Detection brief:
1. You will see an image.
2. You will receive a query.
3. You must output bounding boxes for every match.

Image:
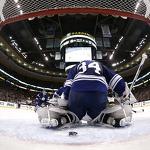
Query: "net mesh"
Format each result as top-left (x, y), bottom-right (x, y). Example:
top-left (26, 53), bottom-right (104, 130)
top-left (0, 0), bottom-right (150, 24)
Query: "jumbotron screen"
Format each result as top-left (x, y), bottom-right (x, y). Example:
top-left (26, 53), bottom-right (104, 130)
top-left (65, 47), bottom-right (92, 62)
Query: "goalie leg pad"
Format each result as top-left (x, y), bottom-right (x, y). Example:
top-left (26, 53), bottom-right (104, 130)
top-left (48, 107), bottom-right (80, 127)
top-left (109, 104), bottom-right (132, 119)
top-left (36, 106), bottom-right (62, 128)
top-left (38, 106), bottom-right (80, 128)
top-left (91, 104), bottom-right (132, 127)
top-left (36, 107), bottom-right (49, 122)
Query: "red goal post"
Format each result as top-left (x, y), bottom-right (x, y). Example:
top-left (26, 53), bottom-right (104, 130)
top-left (0, 0), bottom-right (150, 26)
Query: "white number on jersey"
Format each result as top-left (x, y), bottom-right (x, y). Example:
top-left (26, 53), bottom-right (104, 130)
top-left (78, 62), bottom-right (87, 73)
top-left (88, 62), bottom-right (101, 74)
top-left (78, 62), bottom-right (101, 74)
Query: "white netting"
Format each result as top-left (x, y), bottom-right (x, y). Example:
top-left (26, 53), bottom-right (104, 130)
top-left (0, 0), bottom-right (150, 24)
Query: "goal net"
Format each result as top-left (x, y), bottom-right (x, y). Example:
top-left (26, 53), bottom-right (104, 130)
top-left (0, 0), bottom-right (150, 25)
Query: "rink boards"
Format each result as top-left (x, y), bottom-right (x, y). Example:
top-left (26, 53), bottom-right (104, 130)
top-left (0, 99), bottom-right (150, 110)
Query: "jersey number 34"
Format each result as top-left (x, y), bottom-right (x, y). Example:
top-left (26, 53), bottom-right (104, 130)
top-left (78, 62), bottom-right (101, 74)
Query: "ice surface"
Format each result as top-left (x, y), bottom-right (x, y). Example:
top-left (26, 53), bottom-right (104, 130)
top-left (0, 107), bottom-right (150, 146)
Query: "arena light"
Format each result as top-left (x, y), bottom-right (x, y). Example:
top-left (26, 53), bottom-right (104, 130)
top-left (22, 53), bottom-right (27, 59)
top-left (0, 76), bottom-right (5, 80)
top-left (5, 48), bottom-right (10, 52)
top-left (109, 51), bottom-right (114, 60)
top-left (39, 63), bottom-right (44, 67)
top-left (46, 71), bottom-right (50, 74)
top-left (32, 61), bottom-right (44, 67)
top-left (14, 0), bottom-right (19, 3)
top-left (30, 89), bottom-right (37, 92)
top-left (17, 59), bottom-right (22, 64)
top-left (118, 36), bottom-right (123, 42)
top-left (11, 54), bottom-right (15, 57)
top-left (134, 0), bottom-right (142, 13)
top-left (28, 65), bottom-right (32, 69)
top-left (9, 37), bottom-right (27, 59)
top-left (17, 4), bottom-right (20, 9)
top-left (34, 67), bottom-right (38, 71)
top-left (115, 44), bottom-right (119, 50)
top-left (109, 54), bottom-right (113, 60)
top-left (20, 10), bottom-right (23, 15)
top-left (39, 45), bottom-right (42, 50)
top-left (23, 63), bottom-right (27, 66)
top-left (44, 56), bottom-right (49, 61)
top-left (34, 37), bottom-right (39, 45)
top-left (112, 63), bottom-right (117, 67)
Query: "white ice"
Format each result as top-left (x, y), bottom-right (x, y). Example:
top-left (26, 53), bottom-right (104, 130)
top-left (0, 107), bottom-right (150, 150)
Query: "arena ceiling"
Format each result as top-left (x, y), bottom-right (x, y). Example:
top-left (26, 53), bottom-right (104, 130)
top-left (0, 8), bottom-right (150, 89)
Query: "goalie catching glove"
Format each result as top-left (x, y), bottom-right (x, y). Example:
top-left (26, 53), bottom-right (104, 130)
top-left (115, 82), bottom-right (137, 105)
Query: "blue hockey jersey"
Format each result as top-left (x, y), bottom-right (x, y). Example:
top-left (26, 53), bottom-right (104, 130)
top-left (63, 60), bottom-right (125, 99)
top-left (35, 92), bottom-right (49, 107)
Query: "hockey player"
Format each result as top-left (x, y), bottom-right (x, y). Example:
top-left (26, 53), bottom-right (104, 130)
top-left (60, 60), bottom-right (132, 127)
top-left (37, 60), bottom-right (132, 128)
top-left (35, 90), bottom-right (49, 109)
top-left (34, 90), bottom-right (51, 123)
top-left (36, 31), bottom-right (133, 128)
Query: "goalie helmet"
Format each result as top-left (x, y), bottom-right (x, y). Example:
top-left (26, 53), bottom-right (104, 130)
top-left (60, 32), bottom-right (97, 51)
top-left (60, 32), bottom-right (97, 72)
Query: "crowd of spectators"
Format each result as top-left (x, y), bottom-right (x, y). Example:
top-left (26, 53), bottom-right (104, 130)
top-left (0, 80), bottom-right (150, 105)
top-left (133, 86), bottom-right (150, 102)
top-left (0, 81), bottom-right (36, 105)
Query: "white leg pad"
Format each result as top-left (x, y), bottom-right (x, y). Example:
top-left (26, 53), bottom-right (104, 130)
top-left (109, 104), bottom-right (132, 119)
top-left (36, 106), bottom-right (62, 127)
top-left (98, 104), bottom-right (132, 127)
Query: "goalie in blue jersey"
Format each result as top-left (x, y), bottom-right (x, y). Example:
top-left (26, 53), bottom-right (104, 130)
top-left (36, 32), bottom-right (133, 128)
top-left (64, 60), bottom-right (122, 117)
top-left (60, 60), bottom-right (132, 127)
top-left (36, 60), bottom-right (132, 128)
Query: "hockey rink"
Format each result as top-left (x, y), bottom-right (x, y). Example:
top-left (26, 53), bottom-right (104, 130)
top-left (0, 107), bottom-right (150, 150)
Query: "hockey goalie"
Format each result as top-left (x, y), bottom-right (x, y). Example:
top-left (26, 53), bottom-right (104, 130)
top-left (35, 60), bottom-right (135, 128)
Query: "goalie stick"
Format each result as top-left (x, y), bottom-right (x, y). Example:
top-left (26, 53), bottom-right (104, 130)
top-left (126, 53), bottom-right (147, 114)
top-left (117, 53), bottom-right (147, 120)
top-left (127, 53), bottom-right (148, 101)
